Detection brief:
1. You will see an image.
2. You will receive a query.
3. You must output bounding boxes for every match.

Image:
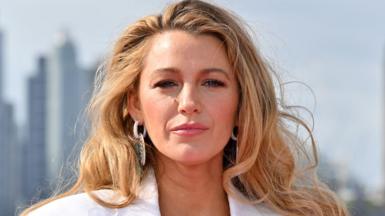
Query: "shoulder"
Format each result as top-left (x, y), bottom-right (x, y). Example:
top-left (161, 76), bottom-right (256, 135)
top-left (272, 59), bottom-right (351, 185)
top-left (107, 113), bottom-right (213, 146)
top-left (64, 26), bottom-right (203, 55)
top-left (29, 170), bottom-right (160, 216)
top-left (228, 195), bottom-right (280, 216)
top-left (28, 190), bottom-right (118, 216)
top-left (254, 204), bottom-right (280, 216)
top-left (28, 188), bottom-right (160, 216)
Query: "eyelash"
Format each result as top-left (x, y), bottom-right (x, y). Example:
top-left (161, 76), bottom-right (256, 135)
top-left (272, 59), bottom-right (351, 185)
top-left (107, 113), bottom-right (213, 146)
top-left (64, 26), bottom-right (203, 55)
top-left (153, 80), bottom-right (177, 88)
top-left (202, 79), bottom-right (225, 87)
top-left (153, 79), bottom-right (225, 89)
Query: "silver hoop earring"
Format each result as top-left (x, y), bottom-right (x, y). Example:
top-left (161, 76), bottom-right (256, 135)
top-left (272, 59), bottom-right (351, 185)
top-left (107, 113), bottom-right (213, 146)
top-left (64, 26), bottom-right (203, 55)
top-left (134, 120), bottom-right (147, 138)
top-left (133, 121), bottom-right (146, 166)
top-left (231, 130), bottom-right (238, 141)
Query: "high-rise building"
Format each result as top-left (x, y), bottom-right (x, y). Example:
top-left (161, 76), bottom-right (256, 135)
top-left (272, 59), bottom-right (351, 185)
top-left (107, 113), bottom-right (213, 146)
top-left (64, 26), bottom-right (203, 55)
top-left (76, 60), bottom-right (99, 133)
top-left (381, 45), bottom-right (385, 204)
top-left (0, 104), bottom-right (17, 215)
top-left (0, 29), bottom-right (3, 102)
top-left (23, 56), bottom-right (48, 202)
top-left (0, 28), bottom-right (18, 215)
top-left (0, 29), bottom-right (4, 146)
top-left (45, 32), bottom-right (85, 181)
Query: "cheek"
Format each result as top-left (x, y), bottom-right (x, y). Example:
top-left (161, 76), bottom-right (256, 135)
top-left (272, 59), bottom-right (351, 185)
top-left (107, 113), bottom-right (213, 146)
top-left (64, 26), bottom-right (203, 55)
top-left (208, 93), bottom-right (238, 125)
top-left (140, 93), bottom-right (173, 136)
top-left (205, 94), bottom-right (238, 143)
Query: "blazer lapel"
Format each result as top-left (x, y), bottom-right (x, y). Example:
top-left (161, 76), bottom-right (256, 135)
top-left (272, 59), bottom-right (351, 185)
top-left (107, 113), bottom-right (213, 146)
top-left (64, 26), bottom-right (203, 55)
top-left (117, 169), bottom-right (278, 216)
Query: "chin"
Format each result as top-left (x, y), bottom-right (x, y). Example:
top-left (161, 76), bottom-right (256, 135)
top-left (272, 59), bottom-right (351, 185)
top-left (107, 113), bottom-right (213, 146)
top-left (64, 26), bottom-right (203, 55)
top-left (172, 146), bottom-right (222, 166)
top-left (174, 156), bottom-right (211, 166)
top-left (155, 141), bottom-right (224, 166)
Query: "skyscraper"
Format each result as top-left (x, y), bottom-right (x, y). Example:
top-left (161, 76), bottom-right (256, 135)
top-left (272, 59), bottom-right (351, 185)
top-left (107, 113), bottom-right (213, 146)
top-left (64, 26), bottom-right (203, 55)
top-left (1, 103), bottom-right (17, 214)
top-left (46, 32), bottom-right (85, 181)
top-left (0, 28), bottom-right (3, 102)
top-left (0, 28), bottom-right (18, 215)
top-left (0, 26), bottom-right (8, 216)
top-left (23, 56), bottom-right (48, 202)
top-left (381, 45), bottom-right (385, 204)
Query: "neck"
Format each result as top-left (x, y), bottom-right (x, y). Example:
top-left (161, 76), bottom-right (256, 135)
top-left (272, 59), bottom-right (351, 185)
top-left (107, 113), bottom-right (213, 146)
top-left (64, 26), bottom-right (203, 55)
top-left (155, 153), bottom-right (230, 216)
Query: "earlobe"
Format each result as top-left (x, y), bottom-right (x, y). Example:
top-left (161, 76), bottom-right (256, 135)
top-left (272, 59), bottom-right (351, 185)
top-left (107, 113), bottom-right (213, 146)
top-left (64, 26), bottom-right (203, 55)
top-left (127, 92), bottom-right (143, 122)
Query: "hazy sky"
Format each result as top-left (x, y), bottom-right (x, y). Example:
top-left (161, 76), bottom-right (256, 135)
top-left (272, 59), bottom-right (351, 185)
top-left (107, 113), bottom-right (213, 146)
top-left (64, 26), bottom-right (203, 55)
top-left (0, 0), bottom-right (384, 191)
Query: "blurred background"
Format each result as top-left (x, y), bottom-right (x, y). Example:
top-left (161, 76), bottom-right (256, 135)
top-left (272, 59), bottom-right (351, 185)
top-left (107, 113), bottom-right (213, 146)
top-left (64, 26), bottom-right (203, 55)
top-left (0, 0), bottom-right (384, 215)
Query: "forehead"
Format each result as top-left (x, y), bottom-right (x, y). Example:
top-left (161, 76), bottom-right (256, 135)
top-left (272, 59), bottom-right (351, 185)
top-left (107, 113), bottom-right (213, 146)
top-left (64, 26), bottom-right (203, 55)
top-left (143, 31), bottom-right (231, 74)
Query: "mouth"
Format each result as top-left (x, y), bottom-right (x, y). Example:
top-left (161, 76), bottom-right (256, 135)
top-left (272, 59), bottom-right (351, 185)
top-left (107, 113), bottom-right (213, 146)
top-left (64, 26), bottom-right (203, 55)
top-left (170, 123), bottom-right (208, 136)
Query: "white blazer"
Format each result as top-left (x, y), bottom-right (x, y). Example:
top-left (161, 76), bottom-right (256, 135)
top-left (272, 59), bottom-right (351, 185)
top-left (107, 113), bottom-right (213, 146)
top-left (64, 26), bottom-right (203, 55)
top-left (29, 170), bottom-right (279, 216)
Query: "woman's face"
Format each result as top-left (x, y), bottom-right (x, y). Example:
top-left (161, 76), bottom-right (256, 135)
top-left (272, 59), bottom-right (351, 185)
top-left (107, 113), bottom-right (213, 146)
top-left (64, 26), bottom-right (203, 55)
top-left (130, 30), bottom-right (239, 166)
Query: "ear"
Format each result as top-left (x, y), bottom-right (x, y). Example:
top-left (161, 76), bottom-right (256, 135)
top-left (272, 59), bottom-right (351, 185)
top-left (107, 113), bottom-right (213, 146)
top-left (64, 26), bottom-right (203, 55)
top-left (127, 91), bottom-right (143, 123)
top-left (233, 113), bottom-right (239, 127)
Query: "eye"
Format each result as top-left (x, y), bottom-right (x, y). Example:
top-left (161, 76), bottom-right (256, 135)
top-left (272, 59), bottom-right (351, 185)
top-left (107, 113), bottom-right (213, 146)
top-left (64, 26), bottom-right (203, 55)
top-left (202, 79), bottom-right (225, 87)
top-left (153, 80), bottom-right (178, 88)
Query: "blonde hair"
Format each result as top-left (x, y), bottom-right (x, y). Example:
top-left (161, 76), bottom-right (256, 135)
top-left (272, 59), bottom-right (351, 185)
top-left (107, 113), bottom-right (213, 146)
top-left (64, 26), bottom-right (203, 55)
top-left (22, 0), bottom-right (349, 215)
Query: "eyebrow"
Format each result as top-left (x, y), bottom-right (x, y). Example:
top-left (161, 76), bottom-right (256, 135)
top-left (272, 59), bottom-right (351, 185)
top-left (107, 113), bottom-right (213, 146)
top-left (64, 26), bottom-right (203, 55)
top-left (152, 67), bottom-right (231, 79)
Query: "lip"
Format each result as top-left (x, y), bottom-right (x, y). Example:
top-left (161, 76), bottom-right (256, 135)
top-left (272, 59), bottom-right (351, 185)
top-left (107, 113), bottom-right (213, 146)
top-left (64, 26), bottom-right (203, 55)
top-left (170, 123), bottom-right (208, 136)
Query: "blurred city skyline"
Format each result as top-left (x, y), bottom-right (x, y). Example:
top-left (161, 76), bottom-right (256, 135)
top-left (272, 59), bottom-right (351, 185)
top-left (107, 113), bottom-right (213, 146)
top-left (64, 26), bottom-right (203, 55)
top-left (0, 0), bottom-right (384, 198)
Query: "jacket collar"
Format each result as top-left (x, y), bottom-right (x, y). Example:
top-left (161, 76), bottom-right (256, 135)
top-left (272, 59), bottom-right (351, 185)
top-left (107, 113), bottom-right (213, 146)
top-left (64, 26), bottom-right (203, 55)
top-left (114, 169), bottom-right (278, 216)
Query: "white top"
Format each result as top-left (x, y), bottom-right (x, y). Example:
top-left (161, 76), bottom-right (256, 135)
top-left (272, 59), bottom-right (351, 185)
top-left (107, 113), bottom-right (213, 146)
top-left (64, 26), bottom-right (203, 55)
top-left (29, 170), bottom-right (279, 216)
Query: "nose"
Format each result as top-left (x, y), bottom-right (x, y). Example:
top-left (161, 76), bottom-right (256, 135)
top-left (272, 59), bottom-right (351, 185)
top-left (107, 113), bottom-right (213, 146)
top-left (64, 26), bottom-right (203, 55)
top-left (176, 85), bottom-right (201, 115)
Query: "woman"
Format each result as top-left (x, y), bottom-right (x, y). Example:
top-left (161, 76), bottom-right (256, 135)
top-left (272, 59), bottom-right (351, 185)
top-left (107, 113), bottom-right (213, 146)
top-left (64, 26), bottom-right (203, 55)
top-left (22, 0), bottom-right (349, 215)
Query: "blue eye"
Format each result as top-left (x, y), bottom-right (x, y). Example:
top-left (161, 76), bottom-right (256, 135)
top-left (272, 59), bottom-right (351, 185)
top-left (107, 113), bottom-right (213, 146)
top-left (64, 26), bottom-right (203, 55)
top-left (153, 80), bottom-right (177, 88)
top-left (203, 79), bottom-right (225, 87)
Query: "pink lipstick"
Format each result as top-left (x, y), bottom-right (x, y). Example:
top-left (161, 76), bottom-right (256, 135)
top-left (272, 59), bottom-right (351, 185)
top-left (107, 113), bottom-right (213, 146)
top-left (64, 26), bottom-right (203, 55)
top-left (170, 123), bottom-right (208, 136)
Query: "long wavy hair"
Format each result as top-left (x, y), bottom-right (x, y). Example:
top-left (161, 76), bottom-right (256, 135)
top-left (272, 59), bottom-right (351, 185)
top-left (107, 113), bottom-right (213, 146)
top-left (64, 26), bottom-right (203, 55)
top-left (22, 0), bottom-right (349, 215)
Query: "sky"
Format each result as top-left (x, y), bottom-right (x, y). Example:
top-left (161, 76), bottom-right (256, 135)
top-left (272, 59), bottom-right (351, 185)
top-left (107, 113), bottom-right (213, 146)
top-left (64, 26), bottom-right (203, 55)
top-left (0, 0), bottom-right (384, 192)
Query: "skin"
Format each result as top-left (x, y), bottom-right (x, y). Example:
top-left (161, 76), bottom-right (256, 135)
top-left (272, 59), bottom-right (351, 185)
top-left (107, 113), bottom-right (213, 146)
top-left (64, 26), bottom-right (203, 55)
top-left (128, 30), bottom-right (239, 216)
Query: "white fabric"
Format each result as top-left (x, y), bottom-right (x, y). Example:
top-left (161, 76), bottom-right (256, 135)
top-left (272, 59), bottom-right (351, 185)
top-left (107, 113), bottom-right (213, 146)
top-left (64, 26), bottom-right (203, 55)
top-left (29, 170), bottom-right (279, 216)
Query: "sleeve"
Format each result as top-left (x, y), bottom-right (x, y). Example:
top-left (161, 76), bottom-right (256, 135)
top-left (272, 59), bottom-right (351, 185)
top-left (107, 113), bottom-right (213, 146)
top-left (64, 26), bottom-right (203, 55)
top-left (27, 193), bottom-right (115, 216)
